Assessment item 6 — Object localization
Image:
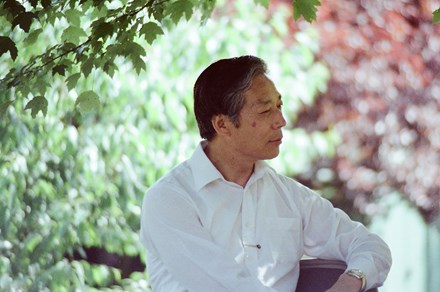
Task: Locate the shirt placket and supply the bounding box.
[241,185,259,273]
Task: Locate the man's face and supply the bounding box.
[228,74,286,161]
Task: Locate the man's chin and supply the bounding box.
[264,149,280,160]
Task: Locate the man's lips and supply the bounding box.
[269,137,283,143]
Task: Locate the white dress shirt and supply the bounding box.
[140,142,391,291]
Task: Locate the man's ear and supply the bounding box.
[211,114,231,137]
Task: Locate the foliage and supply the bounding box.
[0,0,334,290]
[293,0,440,222]
[433,8,440,23]
[1,0,439,117]
[292,0,320,22]
[0,0,325,117]
[0,0,215,117]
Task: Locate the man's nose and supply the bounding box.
[272,110,287,129]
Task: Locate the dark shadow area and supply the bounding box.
[67,246,145,279]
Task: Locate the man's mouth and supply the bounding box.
[269,137,283,143]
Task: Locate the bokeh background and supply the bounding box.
[1,0,439,291]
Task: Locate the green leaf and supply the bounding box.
[29,0,38,8]
[292,0,321,22]
[433,8,440,24]
[106,43,123,57]
[35,78,49,96]
[92,0,105,8]
[41,0,51,9]
[81,58,94,78]
[93,22,114,40]
[2,0,25,17]
[128,42,146,56]
[127,0,146,11]
[168,0,194,23]
[0,36,18,60]
[103,60,116,77]
[24,96,48,118]
[91,39,104,54]
[65,9,83,27]
[151,5,164,21]
[140,22,164,44]
[131,54,146,74]
[23,28,43,45]
[66,73,81,90]
[61,26,87,44]
[75,90,100,114]
[61,42,77,52]
[12,12,37,32]
[52,64,68,76]
[254,0,269,8]
[46,11,64,25]
[14,77,30,96]
[123,42,147,74]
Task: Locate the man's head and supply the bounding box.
[193,55,267,140]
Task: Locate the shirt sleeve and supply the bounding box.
[293,183,392,290]
[140,185,273,292]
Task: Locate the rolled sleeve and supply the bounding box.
[296,185,392,289]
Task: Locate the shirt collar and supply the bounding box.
[189,141,224,191]
[189,141,270,191]
[251,160,269,183]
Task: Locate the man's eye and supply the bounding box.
[260,109,270,114]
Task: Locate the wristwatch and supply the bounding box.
[346,269,366,291]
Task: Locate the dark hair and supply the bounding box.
[193,55,267,140]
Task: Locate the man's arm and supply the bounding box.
[145,252,188,292]
[325,273,363,292]
[296,185,392,291]
[140,186,271,292]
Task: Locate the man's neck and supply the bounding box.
[203,139,255,188]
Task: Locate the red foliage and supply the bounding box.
[275,0,440,222]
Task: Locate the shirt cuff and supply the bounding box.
[346,257,377,290]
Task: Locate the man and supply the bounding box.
[140,55,392,291]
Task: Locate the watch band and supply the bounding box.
[346,269,366,291]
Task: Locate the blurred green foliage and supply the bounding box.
[0,0,336,290]
[0,0,323,114]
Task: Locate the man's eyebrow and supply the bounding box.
[252,95,282,107]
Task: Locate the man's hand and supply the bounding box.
[325,273,362,292]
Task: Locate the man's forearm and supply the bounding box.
[325,273,363,292]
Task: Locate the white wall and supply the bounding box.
[369,193,440,292]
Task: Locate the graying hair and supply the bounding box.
[193,56,267,140]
